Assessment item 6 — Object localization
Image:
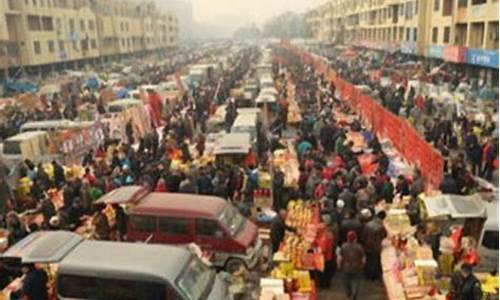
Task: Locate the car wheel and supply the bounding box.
[225,258,247,274]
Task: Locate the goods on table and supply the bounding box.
[273,142,300,188]
[272,200,323,271]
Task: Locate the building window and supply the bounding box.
[471,0,486,4]
[69,19,75,32]
[434,0,440,10]
[443,27,450,43]
[25,0,29,5]
[91,39,97,49]
[432,27,438,43]
[33,41,41,54]
[413,28,418,41]
[32,0,36,6]
[58,40,64,51]
[80,19,85,31]
[458,0,468,6]
[406,27,410,41]
[41,17,53,31]
[81,39,89,51]
[443,0,453,15]
[415,0,418,14]
[88,20,94,31]
[47,40,55,52]
[72,40,78,51]
[27,16,41,31]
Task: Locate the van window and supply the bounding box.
[482,230,499,249]
[108,105,124,113]
[131,215,156,232]
[159,217,189,235]
[58,274,99,298]
[176,258,214,300]
[195,219,221,237]
[58,275,166,300]
[3,141,21,155]
[218,205,245,236]
[101,278,165,300]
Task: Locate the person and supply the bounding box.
[20,263,48,300]
[449,264,482,300]
[0,260,20,289]
[52,160,66,188]
[338,230,365,300]
[270,209,296,254]
[316,221,335,288]
[362,211,388,281]
[339,210,362,245]
[91,203,110,241]
[6,212,27,246]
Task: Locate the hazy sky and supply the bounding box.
[192,0,325,25]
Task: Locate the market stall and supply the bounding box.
[260,200,324,300]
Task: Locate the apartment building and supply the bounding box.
[305,0,498,74]
[0,0,179,73]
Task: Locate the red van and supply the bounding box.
[124,190,263,272]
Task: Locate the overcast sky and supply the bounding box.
[191,0,325,25]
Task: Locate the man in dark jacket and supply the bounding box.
[338,231,365,300]
[21,263,48,300]
[52,160,66,188]
[440,173,459,194]
[449,264,482,300]
[339,210,362,245]
[362,211,388,280]
[270,209,296,253]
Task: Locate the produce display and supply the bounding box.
[273,143,300,188]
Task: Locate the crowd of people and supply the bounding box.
[320,48,499,185]
[0,42,494,300]
[270,46,489,300]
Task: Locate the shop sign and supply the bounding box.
[427,45,444,59]
[400,42,417,54]
[466,48,499,69]
[443,46,467,63]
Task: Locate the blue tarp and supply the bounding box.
[4,79,38,93]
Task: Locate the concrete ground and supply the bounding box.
[317,272,388,300]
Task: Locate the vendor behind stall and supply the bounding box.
[20,263,49,300]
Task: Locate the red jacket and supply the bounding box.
[317,229,334,261]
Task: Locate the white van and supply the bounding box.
[231,113,259,142]
[477,200,498,272]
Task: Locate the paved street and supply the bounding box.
[318,273,387,300]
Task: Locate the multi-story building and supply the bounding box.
[0,0,179,75]
[305,0,499,82]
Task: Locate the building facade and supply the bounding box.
[305,0,499,77]
[0,0,179,73]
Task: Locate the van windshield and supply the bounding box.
[3,141,21,155]
[176,257,214,300]
[218,205,245,236]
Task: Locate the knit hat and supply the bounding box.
[347,230,357,243]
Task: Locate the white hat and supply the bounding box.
[361,208,372,218]
[49,216,60,227]
[336,200,345,208]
